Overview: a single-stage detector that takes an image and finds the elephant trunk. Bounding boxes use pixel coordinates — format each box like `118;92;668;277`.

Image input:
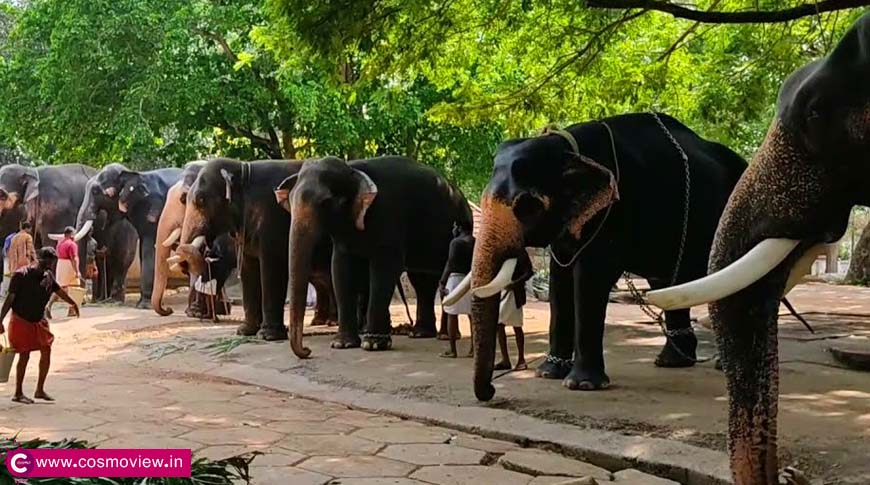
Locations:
287;202;317;359
152;184;184;316
470;194;524;401
707;122;846;485
177;194;208;273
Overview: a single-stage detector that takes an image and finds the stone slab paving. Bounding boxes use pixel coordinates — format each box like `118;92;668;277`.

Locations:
0;306;685;485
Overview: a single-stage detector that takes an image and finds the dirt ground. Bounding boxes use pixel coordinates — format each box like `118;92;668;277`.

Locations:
11;281;870;483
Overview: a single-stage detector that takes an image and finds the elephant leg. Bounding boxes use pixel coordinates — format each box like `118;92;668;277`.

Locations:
310;271;336;326
407;271;438;339
331;248;364;349
537;258;575;380
109;257;128;303
646;277;697;367
361;255;402;351
257;248;289;342
656;300;697;368
563;262;621;391
238;257;262;336
136;233;156;309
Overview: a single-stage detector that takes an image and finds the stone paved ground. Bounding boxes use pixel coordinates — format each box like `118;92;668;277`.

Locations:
3;281;870;483
1;300;675;485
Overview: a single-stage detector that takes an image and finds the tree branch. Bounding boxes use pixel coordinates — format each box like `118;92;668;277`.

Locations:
586;0;870;24
191;27;238;63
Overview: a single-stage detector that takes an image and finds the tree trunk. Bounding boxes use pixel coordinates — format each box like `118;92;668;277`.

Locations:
825;243;839;273
847;225;870;284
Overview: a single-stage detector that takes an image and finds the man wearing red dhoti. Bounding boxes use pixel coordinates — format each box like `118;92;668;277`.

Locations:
0;247;80;404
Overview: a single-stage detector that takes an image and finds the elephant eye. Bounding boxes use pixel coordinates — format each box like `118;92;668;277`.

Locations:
129;186;135;192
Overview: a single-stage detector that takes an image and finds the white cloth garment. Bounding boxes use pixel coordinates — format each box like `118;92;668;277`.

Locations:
443;273;471;315
499;291;523;328
55;258;79;287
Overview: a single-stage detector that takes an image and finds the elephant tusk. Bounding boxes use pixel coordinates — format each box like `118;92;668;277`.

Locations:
442;273;471;306
472;258;517;299
74;220;94;242
166;255;183;265
48;233;64;241
783;243;827;296
646;238;801;311
162;228;182;248
191;235;206;249
169;263;182;273
118;200;128;213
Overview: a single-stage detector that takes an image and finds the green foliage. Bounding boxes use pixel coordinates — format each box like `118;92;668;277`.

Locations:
0;436;258;484
0;0;867;197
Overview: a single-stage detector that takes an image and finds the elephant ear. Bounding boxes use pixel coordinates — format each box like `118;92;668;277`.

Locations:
274;174;298;206
351;169;377;231
561;155;619;240
22;169;39;203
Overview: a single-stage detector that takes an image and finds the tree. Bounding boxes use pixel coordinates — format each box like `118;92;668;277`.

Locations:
270;0;864;161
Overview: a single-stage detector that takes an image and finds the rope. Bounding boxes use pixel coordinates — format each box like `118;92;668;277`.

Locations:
548;122;620;268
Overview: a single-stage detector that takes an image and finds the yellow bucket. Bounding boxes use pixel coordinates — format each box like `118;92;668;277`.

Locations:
67;286;86;308
0;336;15;383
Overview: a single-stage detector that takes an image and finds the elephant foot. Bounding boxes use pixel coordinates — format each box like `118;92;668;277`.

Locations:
236;322;260;337
408;322;436;339
327;320;339;327
535;355;573;380
361;334;393;351
258;325;288;341
654;332;697;368
331;333;361;349
562;367;610;391
135;298;150;310
779;467;812;485
310;317;328;327
391;323;412;335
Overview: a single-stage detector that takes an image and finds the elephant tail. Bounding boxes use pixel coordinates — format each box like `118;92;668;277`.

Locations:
396;279;414;326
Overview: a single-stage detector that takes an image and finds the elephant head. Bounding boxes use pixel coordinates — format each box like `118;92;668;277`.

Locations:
645;14;869;484
276;156;377;359
176;159;244;275
117;170;156;219
0;164;40;216
467;131;618;401
75;163;129;242
152;161;206;316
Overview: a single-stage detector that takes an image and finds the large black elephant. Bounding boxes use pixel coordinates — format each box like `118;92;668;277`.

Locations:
467;113;746;401
176;158;336;340
0;164;96;248
645;14;870;485
278;156;472;358
76;163;182;308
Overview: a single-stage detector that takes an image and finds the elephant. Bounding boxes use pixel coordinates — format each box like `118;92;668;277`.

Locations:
77;163;183;308
152;161;206;316
644;14;870;485
465;113;746;401
277;156;472;358
0;164;97;249
85;204;138;303
176;158;336;340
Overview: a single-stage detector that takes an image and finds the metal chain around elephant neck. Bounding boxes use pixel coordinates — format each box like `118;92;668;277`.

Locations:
547;122;621;269
622;112;714;364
